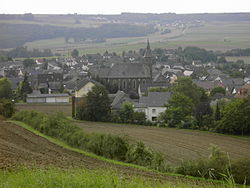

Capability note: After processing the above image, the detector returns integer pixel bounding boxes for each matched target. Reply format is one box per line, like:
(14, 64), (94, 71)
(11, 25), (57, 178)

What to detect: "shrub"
(126, 141), (153, 167)
(0, 99), (15, 118)
(176, 145), (230, 180)
(87, 133), (129, 161)
(231, 158), (250, 185)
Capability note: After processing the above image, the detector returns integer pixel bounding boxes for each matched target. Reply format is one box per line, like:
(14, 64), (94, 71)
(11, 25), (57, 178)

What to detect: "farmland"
(23, 21), (250, 55)
(75, 120), (250, 165)
(15, 103), (72, 116)
(0, 120), (222, 187)
(226, 56), (250, 64)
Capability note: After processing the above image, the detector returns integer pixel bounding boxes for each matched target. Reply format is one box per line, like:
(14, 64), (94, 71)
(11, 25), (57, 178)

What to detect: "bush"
(0, 99), (15, 118)
(231, 158), (250, 185)
(126, 141), (153, 167)
(87, 133), (129, 161)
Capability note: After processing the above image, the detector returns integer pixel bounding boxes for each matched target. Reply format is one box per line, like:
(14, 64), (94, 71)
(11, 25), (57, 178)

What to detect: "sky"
(2, 0), (250, 14)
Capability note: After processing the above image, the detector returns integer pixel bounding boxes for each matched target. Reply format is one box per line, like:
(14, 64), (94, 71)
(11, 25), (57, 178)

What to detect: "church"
(95, 40), (153, 93)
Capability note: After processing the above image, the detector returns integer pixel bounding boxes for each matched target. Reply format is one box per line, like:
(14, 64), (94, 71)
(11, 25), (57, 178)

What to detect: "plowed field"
(0, 120), (205, 185)
(75, 121), (250, 165)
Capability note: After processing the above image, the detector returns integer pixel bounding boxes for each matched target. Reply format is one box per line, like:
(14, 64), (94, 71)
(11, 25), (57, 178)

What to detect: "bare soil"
(75, 121), (250, 165)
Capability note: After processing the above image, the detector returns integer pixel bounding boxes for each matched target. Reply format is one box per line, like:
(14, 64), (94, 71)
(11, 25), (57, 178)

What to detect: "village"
(1, 41), (250, 122)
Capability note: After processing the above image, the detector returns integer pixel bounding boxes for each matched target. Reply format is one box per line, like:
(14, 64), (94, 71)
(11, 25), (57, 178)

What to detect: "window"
(133, 79), (136, 89)
(152, 109), (156, 113)
(123, 80), (126, 89)
(142, 79), (146, 86)
(152, 117), (157, 121)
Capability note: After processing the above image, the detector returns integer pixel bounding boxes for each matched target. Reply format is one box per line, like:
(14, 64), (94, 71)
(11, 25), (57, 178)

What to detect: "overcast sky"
(2, 0), (250, 14)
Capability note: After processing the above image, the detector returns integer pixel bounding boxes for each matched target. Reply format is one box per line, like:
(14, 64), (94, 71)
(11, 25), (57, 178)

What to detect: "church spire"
(144, 39), (153, 81)
(144, 39), (152, 58)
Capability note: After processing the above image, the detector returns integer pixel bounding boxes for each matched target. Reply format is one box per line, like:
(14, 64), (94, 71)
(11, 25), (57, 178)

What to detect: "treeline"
(159, 77), (250, 136)
(0, 23), (155, 48)
(0, 46), (53, 58)
(223, 48), (250, 56)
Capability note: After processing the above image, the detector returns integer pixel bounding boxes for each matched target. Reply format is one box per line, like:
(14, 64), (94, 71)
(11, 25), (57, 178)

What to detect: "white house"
(134, 92), (171, 121)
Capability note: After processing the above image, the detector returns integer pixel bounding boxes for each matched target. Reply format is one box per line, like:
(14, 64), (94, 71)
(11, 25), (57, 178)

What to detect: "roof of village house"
(76, 78), (102, 91)
(138, 92), (171, 107)
(48, 81), (62, 90)
(98, 63), (151, 79)
(193, 80), (216, 90)
(111, 90), (132, 109)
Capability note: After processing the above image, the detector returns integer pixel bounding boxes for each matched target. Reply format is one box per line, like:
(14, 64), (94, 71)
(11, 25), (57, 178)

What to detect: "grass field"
(75, 121), (250, 165)
(23, 21), (250, 55)
(0, 167), (227, 188)
(226, 56), (250, 64)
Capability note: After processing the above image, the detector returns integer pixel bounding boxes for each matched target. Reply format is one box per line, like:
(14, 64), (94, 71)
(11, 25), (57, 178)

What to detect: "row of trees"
(158, 77), (250, 135)
(0, 46), (53, 58)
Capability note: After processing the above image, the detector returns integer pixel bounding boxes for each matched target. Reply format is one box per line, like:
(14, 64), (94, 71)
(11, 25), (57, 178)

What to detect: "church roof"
(99, 63), (151, 79)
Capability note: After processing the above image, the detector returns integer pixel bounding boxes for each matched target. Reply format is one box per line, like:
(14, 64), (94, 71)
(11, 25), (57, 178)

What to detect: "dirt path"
(75, 121), (250, 165)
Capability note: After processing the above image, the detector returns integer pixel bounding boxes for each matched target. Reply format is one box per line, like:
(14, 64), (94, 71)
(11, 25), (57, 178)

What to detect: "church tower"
(144, 39), (153, 79)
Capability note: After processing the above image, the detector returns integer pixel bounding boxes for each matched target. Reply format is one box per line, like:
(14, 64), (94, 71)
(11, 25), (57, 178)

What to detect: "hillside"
(75, 121), (250, 165)
(0, 120), (218, 187)
(1, 13), (250, 52)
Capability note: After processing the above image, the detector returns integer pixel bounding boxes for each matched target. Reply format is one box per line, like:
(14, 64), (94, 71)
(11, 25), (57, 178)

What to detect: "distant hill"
(0, 13), (250, 49)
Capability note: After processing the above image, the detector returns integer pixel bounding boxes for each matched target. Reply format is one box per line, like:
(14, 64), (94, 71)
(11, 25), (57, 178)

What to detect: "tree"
(217, 56), (227, 64)
(77, 85), (111, 122)
(0, 78), (12, 99)
(0, 99), (15, 118)
(210, 87), (226, 96)
(216, 97), (250, 135)
(71, 49), (79, 58)
(160, 93), (195, 127)
(195, 90), (213, 128)
(119, 102), (134, 123)
(23, 58), (35, 68)
(214, 102), (221, 121)
(172, 77), (202, 106)
(17, 72), (32, 101)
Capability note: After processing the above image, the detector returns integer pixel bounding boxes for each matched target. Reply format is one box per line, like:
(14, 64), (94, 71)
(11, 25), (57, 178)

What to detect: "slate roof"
(63, 77), (102, 91)
(48, 81), (61, 90)
(8, 77), (22, 90)
(111, 90), (132, 109)
(99, 63), (151, 79)
(193, 80), (216, 90)
(138, 92), (171, 107)
(76, 78), (102, 91)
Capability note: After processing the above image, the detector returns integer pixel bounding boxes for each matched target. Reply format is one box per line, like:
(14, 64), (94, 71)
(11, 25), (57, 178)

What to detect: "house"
(193, 80), (218, 92)
(221, 78), (244, 95)
(110, 90), (133, 110)
(75, 78), (102, 98)
(235, 83), (250, 98)
(134, 92), (171, 121)
(27, 91), (69, 103)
